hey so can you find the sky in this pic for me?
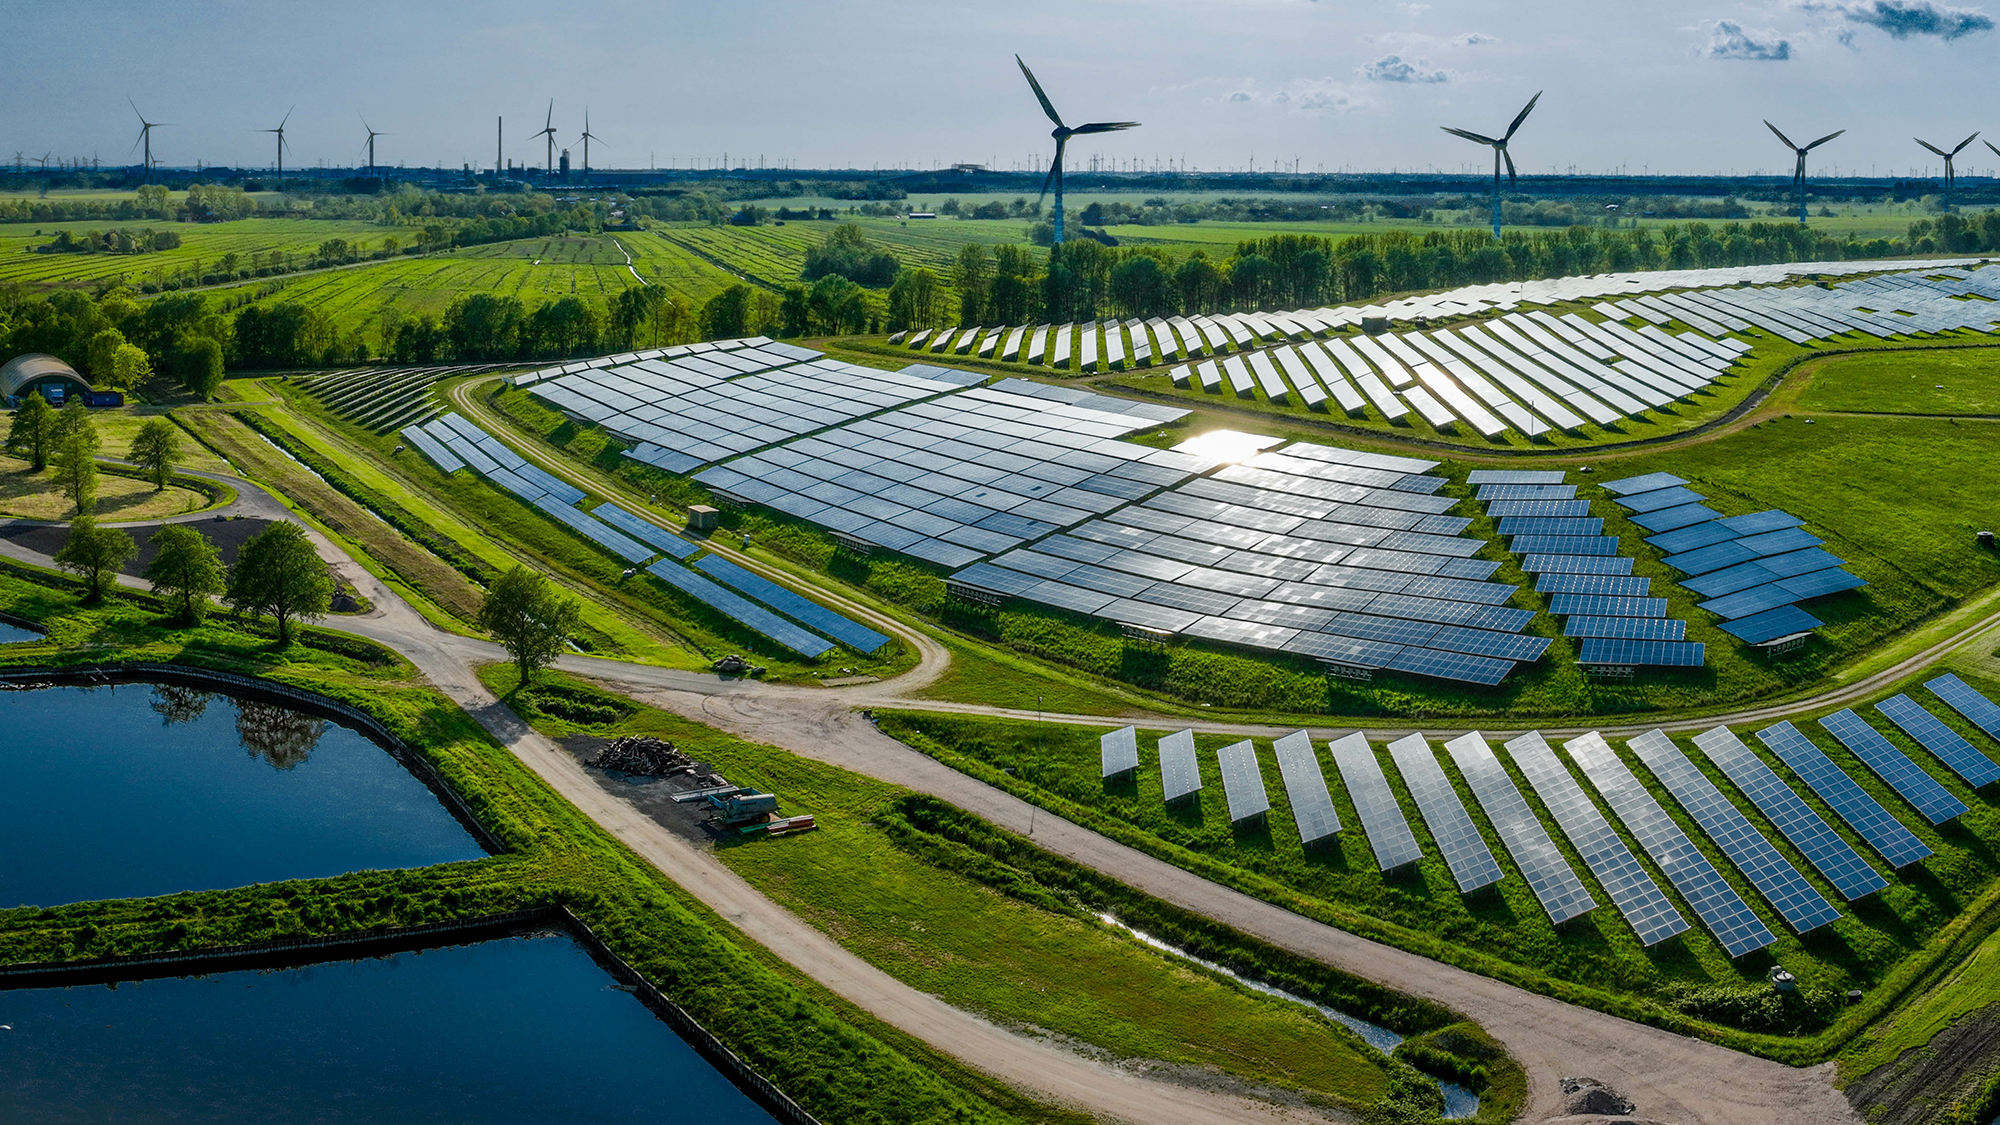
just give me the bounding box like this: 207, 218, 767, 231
11, 0, 2000, 181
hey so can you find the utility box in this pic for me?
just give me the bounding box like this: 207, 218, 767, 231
687, 505, 719, 532
1980, 530, 1995, 550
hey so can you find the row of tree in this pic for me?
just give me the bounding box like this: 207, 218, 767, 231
1, 287, 225, 396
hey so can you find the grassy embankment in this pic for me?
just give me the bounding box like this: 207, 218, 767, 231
0, 559, 1095, 1125
482, 662, 1521, 1121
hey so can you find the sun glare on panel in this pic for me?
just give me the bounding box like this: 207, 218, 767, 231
1170, 430, 1282, 465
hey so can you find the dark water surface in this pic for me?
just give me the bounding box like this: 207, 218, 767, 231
0, 682, 486, 907
0, 622, 39, 643
0, 931, 781, 1124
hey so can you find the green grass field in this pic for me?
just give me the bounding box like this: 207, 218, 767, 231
0, 216, 393, 291
1799, 345, 2000, 415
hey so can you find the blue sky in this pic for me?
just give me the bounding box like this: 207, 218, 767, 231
12, 0, 1998, 179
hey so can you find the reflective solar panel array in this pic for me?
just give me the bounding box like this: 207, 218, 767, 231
693, 556, 891, 654
1628, 730, 1840, 935
1217, 740, 1273, 824
1603, 474, 1865, 646
646, 558, 834, 658
1387, 734, 1504, 892
1928, 673, 2000, 746
1568, 732, 1775, 956
1444, 732, 1597, 924
1876, 693, 2000, 788
1693, 726, 1887, 901
1272, 731, 1343, 845
702, 381, 1190, 569
1159, 729, 1202, 802
1819, 709, 1968, 825
1101, 726, 1139, 779
1757, 721, 1933, 869
949, 440, 1548, 685
1328, 734, 1423, 870
1505, 731, 1689, 945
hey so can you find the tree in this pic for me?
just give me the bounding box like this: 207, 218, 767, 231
700, 284, 754, 339
130, 417, 181, 490
50, 400, 100, 515
477, 565, 582, 687
226, 521, 333, 645
108, 343, 153, 394
143, 523, 225, 622
171, 336, 226, 399
953, 243, 992, 325
53, 516, 135, 601
86, 327, 127, 381
5, 391, 56, 471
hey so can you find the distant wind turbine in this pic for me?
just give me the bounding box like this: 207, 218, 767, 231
361, 118, 389, 177
1441, 91, 1542, 239
1914, 132, 1978, 212
260, 107, 295, 190
1014, 55, 1139, 247
533, 101, 558, 176
578, 109, 604, 180
1764, 121, 1843, 225
128, 98, 170, 183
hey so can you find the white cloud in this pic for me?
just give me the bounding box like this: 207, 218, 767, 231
1362, 53, 1451, 82
1454, 31, 1498, 45
1698, 19, 1794, 58
1220, 78, 1371, 114
1795, 0, 1994, 39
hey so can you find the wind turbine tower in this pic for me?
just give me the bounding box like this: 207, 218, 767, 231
1764, 121, 1844, 224
578, 109, 603, 182
1441, 92, 1542, 239
261, 107, 295, 190
361, 119, 389, 177
534, 101, 559, 176
1014, 56, 1139, 247
1915, 132, 1978, 212
128, 99, 170, 183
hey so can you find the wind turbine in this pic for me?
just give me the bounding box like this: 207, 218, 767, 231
128, 98, 170, 182
577, 109, 603, 181
1441, 91, 1542, 239
1764, 121, 1843, 225
1014, 55, 1139, 247
533, 101, 558, 176
1914, 131, 1978, 212
361, 118, 389, 177
260, 107, 295, 189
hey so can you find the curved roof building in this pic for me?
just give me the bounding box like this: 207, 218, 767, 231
0, 354, 93, 404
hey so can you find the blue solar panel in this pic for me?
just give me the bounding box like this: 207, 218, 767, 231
1737, 526, 1825, 557
1631, 503, 1723, 532
1568, 732, 1774, 957
1564, 616, 1687, 640
1685, 561, 1781, 599
1719, 510, 1802, 535
1537, 574, 1651, 597
1506, 732, 1687, 946
1875, 694, 2000, 788
1499, 517, 1604, 537
1699, 583, 1801, 621
1761, 549, 1847, 579
1647, 521, 1740, 554
1522, 555, 1634, 576
1328, 733, 1423, 870
1421, 626, 1552, 662
1548, 594, 1668, 618
1510, 535, 1621, 556
1602, 471, 1688, 496
1618, 487, 1706, 514
1386, 647, 1513, 686
1664, 540, 1759, 576
401, 427, 465, 474
1629, 730, 1840, 935
1927, 673, 2000, 746
1477, 484, 1578, 501
1272, 731, 1342, 844
695, 555, 892, 654
1757, 721, 1932, 868
1818, 709, 1968, 825
1577, 640, 1705, 667
1778, 568, 1867, 600
592, 502, 700, 559
1387, 734, 1503, 893
533, 495, 655, 563
1467, 469, 1567, 485
1487, 500, 1592, 518
1694, 727, 1887, 902
646, 559, 835, 658
1444, 733, 1596, 924
1719, 605, 1823, 644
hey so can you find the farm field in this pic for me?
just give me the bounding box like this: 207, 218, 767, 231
655, 216, 1031, 285
0, 217, 394, 291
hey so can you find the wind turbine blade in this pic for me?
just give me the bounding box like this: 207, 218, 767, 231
1805, 129, 1844, 151
1441, 127, 1499, 145
1072, 121, 1140, 135
1953, 131, 1980, 155
1504, 91, 1542, 141
1504, 148, 1517, 186
1987, 140, 2000, 159
1015, 55, 1065, 128
280, 105, 294, 129
1764, 120, 1797, 150
546, 99, 554, 130
1915, 138, 1948, 158
128, 96, 145, 123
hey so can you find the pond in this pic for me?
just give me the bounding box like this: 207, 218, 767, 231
0, 928, 781, 1124
0, 681, 487, 908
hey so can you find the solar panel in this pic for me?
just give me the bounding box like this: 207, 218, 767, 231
1272, 731, 1342, 845
1756, 721, 1933, 868
693, 556, 891, 654
1693, 727, 1888, 902
1498, 517, 1604, 537
589, 503, 700, 560
1467, 470, 1567, 485
645, 559, 834, 658
1819, 709, 1969, 825
1217, 740, 1272, 824
532, 495, 654, 563
1548, 594, 1668, 618
1778, 568, 1867, 600
1101, 726, 1139, 779
1510, 535, 1621, 556
1576, 640, 1706, 667
1628, 730, 1840, 935
1504, 731, 1688, 946
1719, 605, 1822, 645
1875, 694, 2000, 788
1536, 574, 1650, 597
1387, 734, 1503, 892
1602, 471, 1688, 496
1631, 503, 1723, 532
1617, 487, 1707, 514
1159, 730, 1202, 802
1487, 500, 1592, 518
1327, 734, 1422, 870
1927, 673, 2000, 746
1564, 616, 1688, 640
1443, 733, 1596, 924
1566, 732, 1772, 956
401, 426, 465, 474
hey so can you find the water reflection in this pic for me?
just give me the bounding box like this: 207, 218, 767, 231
235, 698, 326, 769
150, 684, 215, 726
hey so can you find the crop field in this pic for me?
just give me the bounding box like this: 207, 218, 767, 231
0, 217, 394, 291
656, 217, 1029, 287
877, 652, 2000, 1057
